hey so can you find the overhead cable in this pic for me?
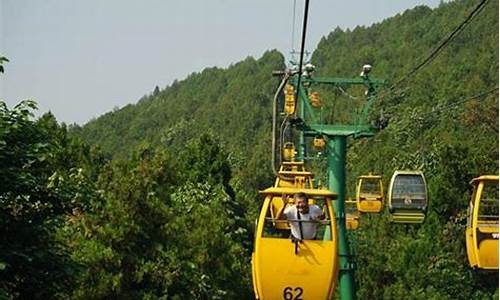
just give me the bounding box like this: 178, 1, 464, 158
427, 86, 498, 115
294, 0, 311, 115
391, 0, 489, 88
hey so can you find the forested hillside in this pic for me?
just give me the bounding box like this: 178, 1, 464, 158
72, 52, 284, 192
317, 1, 499, 298
1, 0, 498, 299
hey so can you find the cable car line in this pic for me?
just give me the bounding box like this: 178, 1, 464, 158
337, 86, 359, 100
377, 0, 490, 103
389, 86, 498, 121
293, 0, 311, 115
391, 0, 489, 88
271, 72, 295, 180
291, 0, 298, 54
425, 86, 498, 116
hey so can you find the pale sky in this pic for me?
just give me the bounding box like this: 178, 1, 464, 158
0, 0, 442, 124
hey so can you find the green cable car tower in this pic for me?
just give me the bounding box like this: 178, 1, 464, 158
271, 0, 386, 297
289, 64, 386, 299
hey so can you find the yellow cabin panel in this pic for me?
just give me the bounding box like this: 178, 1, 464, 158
476, 238, 498, 269
254, 238, 336, 300
357, 197, 383, 213
465, 227, 477, 267
475, 223, 499, 269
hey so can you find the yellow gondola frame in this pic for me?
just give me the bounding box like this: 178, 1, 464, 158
252, 187, 338, 300
465, 175, 499, 270
356, 174, 384, 213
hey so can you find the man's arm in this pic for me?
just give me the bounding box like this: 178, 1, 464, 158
276, 199, 290, 220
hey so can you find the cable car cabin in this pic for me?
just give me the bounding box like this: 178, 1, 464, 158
346, 198, 360, 230
387, 171, 428, 223
252, 187, 338, 300
356, 174, 384, 213
283, 142, 296, 162
274, 161, 315, 189
466, 175, 499, 270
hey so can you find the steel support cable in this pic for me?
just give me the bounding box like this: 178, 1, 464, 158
337, 86, 358, 100
279, 116, 289, 162
377, 0, 490, 103
391, 87, 498, 120
393, 0, 489, 87
272, 73, 295, 181
425, 87, 498, 116
293, 0, 311, 117
291, 0, 297, 53
270, 0, 309, 181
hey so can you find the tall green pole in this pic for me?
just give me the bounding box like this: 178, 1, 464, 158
327, 136, 356, 300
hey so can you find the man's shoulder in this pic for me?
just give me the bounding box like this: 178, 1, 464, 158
310, 204, 321, 210
310, 205, 322, 215
284, 205, 296, 215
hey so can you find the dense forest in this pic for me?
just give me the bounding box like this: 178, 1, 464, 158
1, 0, 498, 299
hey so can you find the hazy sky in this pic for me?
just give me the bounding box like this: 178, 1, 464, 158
0, 0, 442, 124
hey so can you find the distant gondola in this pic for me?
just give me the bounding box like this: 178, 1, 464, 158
274, 161, 315, 190
356, 173, 384, 213
466, 175, 499, 270
387, 171, 428, 223
346, 198, 360, 230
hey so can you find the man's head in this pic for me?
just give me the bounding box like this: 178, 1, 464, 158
294, 192, 309, 213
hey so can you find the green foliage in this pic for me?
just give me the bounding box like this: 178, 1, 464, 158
55, 142, 250, 299
0, 101, 103, 299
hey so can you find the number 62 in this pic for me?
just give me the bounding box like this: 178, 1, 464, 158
283, 286, 303, 300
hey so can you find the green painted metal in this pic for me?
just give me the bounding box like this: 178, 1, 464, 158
304, 125, 375, 138
298, 84, 318, 123
303, 76, 386, 86
328, 136, 356, 300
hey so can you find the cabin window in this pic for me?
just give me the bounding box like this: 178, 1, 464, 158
392, 175, 426, 208
360, 179, 381, 195
261, 196, 333, 241
393, 175, 426, 196
478, 182, 499, 224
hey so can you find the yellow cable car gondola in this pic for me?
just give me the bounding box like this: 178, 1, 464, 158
465, 175, 499, 270
313, 135, 326, 150
387, 170, 428, 223
274, 161, 315, 189
252, 187, 338, 300
356, 173, 384, 213
283, 142, 296, 162
346, 198, 360, 230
